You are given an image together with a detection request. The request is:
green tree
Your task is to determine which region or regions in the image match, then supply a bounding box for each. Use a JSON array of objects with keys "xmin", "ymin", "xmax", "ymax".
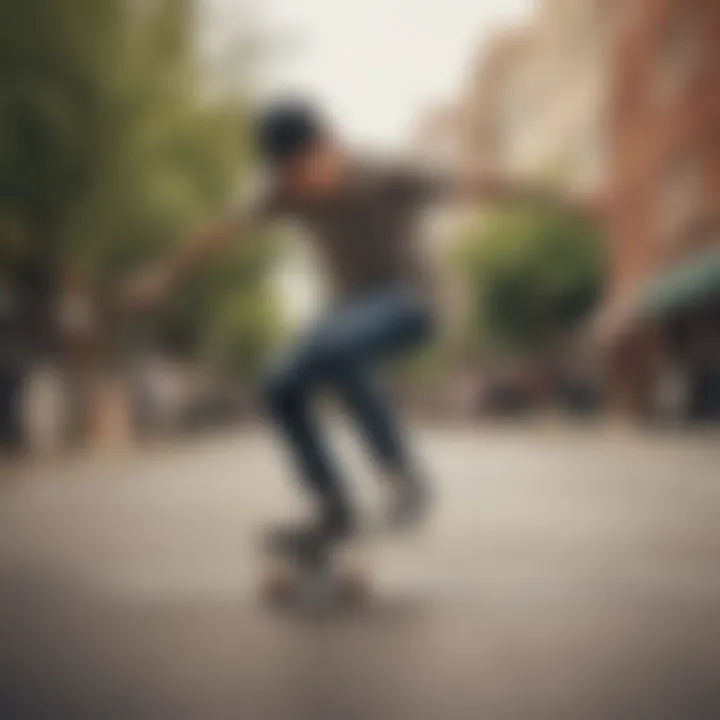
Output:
[
  {"xmin": 1, "ymin": 0, "xmax": 277, "ymax": 357},
  {"xmin": 0, "ymin": 0, "xmax": 279, "ymax": 444},
  {"xmin": 457, "ymin": 208, "xmax": 605, "ymax": 355}
]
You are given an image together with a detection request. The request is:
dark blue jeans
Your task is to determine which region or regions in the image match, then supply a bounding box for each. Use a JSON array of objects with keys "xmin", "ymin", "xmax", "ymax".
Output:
[{"xmin": 262, "ymin": 287, "xmax": 433, "ymax": 515}]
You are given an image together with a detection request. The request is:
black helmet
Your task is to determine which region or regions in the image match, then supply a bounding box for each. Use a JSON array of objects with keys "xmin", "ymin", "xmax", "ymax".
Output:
[{"xmin": 255, "ymin": 99, "xmax": 327, "ymax": 167}]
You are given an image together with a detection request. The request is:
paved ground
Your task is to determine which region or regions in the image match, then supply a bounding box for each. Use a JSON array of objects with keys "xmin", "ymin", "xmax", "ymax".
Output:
[{"xmin": 1, "ymin": 425, "xmax": 719, "ymax": 719}]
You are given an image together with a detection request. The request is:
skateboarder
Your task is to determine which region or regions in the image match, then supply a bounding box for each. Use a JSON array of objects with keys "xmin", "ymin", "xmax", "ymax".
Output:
[{"xmin": 122, "ymin": 99, "xmax": 601, "ymax": 555}]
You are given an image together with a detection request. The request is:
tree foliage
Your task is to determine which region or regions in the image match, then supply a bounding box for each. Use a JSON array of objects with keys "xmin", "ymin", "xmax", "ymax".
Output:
[
  {"xmin": 456, "ymin": 208, "xmax": 605, "ymax": 354},
  {"xmin": 0, "ymin": 0, "xmax": 279, "ymax": 375}
]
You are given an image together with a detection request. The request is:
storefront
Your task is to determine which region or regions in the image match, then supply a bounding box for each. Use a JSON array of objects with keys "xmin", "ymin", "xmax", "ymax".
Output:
[
  {"xmin": 639, "ymin": 248, "xmax": 720, "ymax": 423},
  {"xmin": 595, "ymin": 248, "xmax": 720, "ymax": 422}
]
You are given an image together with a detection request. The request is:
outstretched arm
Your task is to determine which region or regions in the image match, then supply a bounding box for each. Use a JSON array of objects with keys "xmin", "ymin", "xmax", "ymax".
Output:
[
  {"xmin": 163, "ymin": 210, "xmax": 254, "ymax": 288},
  {"xmin": 395, "ymin": 159, "xmax": 606, "ymax": 221},
  {"xmin": 456, "ymin": 170, "xmax": 607, "ymax": 221},
  {"xmin": 119, "ymin": 180, "xmax": 271, "ymax": 311}
]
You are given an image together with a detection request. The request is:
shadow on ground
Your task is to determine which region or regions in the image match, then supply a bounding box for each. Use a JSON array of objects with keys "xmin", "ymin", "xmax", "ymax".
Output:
[{"xmin": 1, "ymin": 564, "xmax": 720, "ymax": 720}]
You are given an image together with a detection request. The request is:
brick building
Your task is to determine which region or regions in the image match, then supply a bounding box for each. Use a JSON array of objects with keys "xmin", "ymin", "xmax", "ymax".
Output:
[
  {"xmin": 600, "ymin": 0, "xmax": 720, "ymax": 420},
  {"xmin": 462, "ymin": 0, "xmax": 605, "ymax": 190}
]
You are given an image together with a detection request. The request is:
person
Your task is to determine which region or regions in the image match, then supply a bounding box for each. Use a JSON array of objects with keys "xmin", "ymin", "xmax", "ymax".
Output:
[{"xmin": 121, "ymin": 99, "xmax": 601, "ymax": 554}]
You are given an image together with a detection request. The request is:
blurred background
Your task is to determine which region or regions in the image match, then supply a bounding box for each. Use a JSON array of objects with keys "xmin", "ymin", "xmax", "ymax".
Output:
[
  {"xmin": 1, "ymin": 0, "xmax": 718, "ymax": 455},
  {"xmin": 1, "ymin": 2, "xmax": 720, "ymax": 718}
]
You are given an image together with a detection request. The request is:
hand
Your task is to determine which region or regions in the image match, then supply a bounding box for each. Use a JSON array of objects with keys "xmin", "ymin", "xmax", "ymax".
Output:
[{"xmin": 117, "ymin": 263, "xmax": 174, "ymax": 313}]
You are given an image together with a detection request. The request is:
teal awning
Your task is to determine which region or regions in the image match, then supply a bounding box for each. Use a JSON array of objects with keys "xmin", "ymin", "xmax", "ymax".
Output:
[{"xmin": 639, "ymin": 247, "xmax": 720, "ymax": 319}]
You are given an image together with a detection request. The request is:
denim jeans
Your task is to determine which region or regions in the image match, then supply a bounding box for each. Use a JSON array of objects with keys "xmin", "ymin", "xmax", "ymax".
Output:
[{"xmin": 262, "ymin": 286, "xmax": 433, "ymax": 515}]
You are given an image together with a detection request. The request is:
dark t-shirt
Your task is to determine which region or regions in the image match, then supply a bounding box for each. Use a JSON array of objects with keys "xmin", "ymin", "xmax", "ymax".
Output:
[{"xmin": 241, "ymin": 160, "xmax": 448, "ymax": 303}]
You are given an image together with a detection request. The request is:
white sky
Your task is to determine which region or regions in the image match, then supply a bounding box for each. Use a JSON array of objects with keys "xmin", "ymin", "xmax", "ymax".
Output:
[{"xmin": 207, "ymin": 0, "xmax": 533, "ymax": 151}]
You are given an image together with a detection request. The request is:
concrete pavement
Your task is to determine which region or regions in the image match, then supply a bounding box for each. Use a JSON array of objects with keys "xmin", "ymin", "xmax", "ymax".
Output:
[{"xmin": 1, "ymin": 426, "xmax": 719, "ymax": 719}]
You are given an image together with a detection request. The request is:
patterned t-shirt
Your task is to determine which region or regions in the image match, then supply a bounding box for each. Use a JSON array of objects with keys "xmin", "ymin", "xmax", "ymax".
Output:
[{"xmin": 236, "ymin": 159, "xmax": 449, "ymax": 303}]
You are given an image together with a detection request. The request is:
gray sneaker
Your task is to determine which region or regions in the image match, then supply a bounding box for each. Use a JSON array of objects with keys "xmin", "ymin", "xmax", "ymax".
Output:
[
  {"xmin": 384, "ymin": 471, "xmax": 432, "ymax": 531},
  {"xmin": 264, "ymin": 507, "xmax": 355, "ymax": 566}
]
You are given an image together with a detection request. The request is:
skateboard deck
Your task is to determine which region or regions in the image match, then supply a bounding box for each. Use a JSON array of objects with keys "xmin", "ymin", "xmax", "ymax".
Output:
[
  {"xmin": 257, "ymin": 527, "xmax": 376, "ymax": 609},
  {"xmin": 255, "ymin": 503, "xmax": 429, "ymax": 610}
]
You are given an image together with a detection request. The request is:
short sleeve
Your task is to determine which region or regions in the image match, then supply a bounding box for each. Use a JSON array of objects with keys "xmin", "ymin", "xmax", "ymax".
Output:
[{"xmin": 382, "ymin": 159, "xmax": 453, "ymax": 205}]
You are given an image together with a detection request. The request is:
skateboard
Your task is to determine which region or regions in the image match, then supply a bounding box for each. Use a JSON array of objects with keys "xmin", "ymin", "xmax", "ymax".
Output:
[
  {"xmin": 257, "ymin": 526, "xmax": 375, "ymax": 610},
  {"xmin": 256, "ymin": 488, "xmax": 430, "ymax": 610}
]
